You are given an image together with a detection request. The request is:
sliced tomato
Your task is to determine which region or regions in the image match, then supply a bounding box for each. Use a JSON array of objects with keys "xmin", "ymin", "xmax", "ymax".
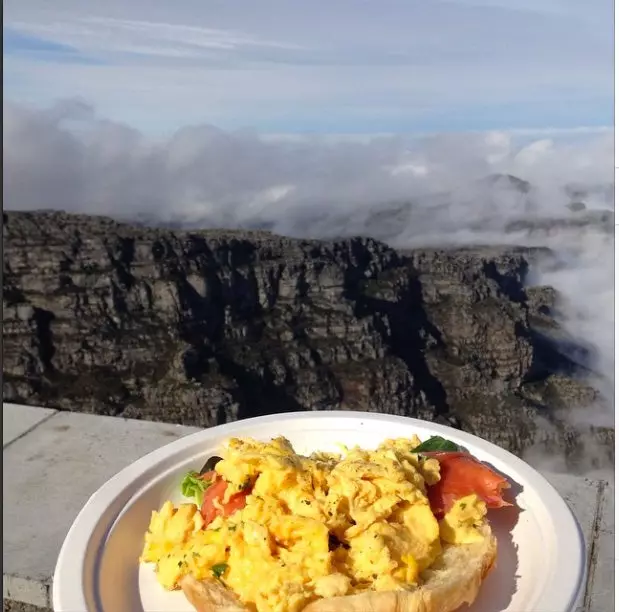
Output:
[
  {"xmin": 222, "ymin": 490, "xmax": 251, "ymax": 514},
  {"xmin": 200, "ymin": 474, "xmax": 251, "ymax": 525},
  {"xmin": 424, "ymin": 451, "xmax": 512, "ymax": 517},
  {"xmin": 200, "ymin": 477, "xmax": 228, "ymax": 524}
]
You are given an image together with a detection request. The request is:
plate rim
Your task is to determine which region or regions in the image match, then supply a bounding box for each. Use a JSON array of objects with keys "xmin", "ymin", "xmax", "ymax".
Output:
[{"xmin": 52, "ymin": 411, "xmax": 587, "ymax": 612}]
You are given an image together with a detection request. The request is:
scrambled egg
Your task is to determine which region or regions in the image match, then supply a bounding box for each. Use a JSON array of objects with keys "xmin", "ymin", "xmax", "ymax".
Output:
[
  {"xmin": 439, "ymin": 493, "xmax": 488, "ymax": 544},
  {"xmin": 140, "ymin": 435, "xmax": 487, "ymax": 612}
]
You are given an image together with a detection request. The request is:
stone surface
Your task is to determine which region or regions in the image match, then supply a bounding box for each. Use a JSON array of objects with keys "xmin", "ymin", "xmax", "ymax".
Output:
[
  {"xmin": 548, "ymin": 474, "xmax": 615, "ymax": 612},
  {"xmin": 2, "ymin": 404, "xmax": 57, "ymax": 447},
  {"xmin": 2, "ymin": 406, "xmax": 201, "ymax": 607},
  {"xmin": 578, "ymin": 476, "xmax": 615, "ymax": 612},
  {"xmin": 3, "ymin": 601, "xmax": 51, "ymax": 612},
  {"xmin": 2, "ymin": 211, "xmax": 612, "ymax": 466},
  {"xmin": 2, "ymin": 404, "xmax": 613, "ymax": 611}
]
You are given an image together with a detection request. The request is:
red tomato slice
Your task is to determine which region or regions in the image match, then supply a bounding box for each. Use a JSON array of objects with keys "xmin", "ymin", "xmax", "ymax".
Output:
[
  {"xmin": 423, "ymin": 451, "xmax": 512, "ymax": 517},
  {"xmin": 222, "ymin": 490, "xmax": 251, "ymax": 515},
  {"xmin": 199, "ymin": 474, "xmax": 251, "ymax": 525}
]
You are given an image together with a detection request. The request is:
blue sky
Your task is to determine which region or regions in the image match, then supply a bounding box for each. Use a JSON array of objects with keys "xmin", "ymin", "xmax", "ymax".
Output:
[{"xmin": 3, "ymin": 0, "xmax": 613, "ymax": 136}]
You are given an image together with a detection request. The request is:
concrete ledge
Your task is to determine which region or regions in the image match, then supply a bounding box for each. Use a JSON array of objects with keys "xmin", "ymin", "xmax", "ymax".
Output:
[
  {"xmin": 3, "ymin": 405, "xmax": 57, "ymax": 447},
  {"xmin": 3, "ymin": 403, "xmax": 201, "ymax": 608},
  {"xmin": 2, "ymin": 402, "xmax": 614, "ymax": 611}
]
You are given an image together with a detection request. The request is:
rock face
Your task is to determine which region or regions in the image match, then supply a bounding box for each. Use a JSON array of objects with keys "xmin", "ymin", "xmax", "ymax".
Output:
[{"xmin": 2, "ymin": 211, "xmax": 611, "ymax": 465}]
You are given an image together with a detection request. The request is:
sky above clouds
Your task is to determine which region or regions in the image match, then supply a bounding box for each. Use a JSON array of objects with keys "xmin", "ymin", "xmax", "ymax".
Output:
[{"xmin": 3, "ymin": 0, "xmax": 613, "ymax": 135}]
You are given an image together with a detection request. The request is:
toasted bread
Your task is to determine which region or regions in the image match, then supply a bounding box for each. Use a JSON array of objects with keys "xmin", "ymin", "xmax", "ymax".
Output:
[
  {"xmin": 179, "ymin": 523, "xmax": 497, "ymax": 612},
  {"xmin": 180, "ymin": 573, "xmax": 248, "ymax": 612}
]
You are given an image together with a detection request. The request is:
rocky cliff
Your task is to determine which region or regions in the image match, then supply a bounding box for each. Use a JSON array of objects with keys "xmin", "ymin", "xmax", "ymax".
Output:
[{"xmin": 2, "ymin": 211, "xmax": 611, "ymax": 465}]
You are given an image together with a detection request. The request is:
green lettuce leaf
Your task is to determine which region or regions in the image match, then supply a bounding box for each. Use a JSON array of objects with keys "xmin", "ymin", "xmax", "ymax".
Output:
[
  {"xmin": 180, "ymin": 471, "xmax": 212, "ymax": 506},
  {"xmin": 412, "ymin": 436, "xmax": 460, "ymax": 453}
]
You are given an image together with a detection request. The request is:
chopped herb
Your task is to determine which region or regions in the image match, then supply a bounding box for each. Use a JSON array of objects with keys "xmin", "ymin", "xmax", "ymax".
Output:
[
  {"xmin": 212, "ymin": 563, "xmax": 228, "ymax": 579},
  {"xmin": 460, "ymin": 502, "xmax": 467, "ymax": 510},
  {"xmin": 412, "ymin": 436, "xmax": 459, "ymax": 453},
  {"xmin": 177, "ymin": 561, "xmax": 183, "ymax": 568},
  {"xmin": 228, "ymin": 525, "xmax": 237, "ymax": 532},
  {"xmin": 180, "ymin": 471, "xmax": 212, "ymax": 506}
]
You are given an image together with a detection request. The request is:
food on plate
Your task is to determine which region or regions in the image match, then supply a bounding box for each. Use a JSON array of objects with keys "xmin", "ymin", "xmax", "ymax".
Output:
[
  {"xmin": 140, "ymin": 433, "xmax": 513, "ymax": 612},
  {"xmin": 423, "ymin": 451, "xmax": 512, "ymax": 518}
]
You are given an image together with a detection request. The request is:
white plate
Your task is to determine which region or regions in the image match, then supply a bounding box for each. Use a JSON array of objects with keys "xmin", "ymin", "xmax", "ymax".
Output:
[{"xmin": 53, "ymin": 411, "xmax": 586, "ymax": 612}]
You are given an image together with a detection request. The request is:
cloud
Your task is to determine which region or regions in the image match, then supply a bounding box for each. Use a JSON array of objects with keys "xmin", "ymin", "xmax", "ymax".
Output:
[
  {"xmin": 3, "ymin": 0, "xmax": 612, "ymax": 133},
  {"xmin": 7, "ymin": 18, "xmax": 305, "ymax": 61},
  {"xmin": 3, "ymin": 99, "xmax": 613, "ymax": 222}
]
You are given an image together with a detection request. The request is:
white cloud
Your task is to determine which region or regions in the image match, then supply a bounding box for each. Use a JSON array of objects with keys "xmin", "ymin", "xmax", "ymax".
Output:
[
  {"xmin": 9, "ymin": 16, "xmax": 305, "ymax": 59},
  {"xmin": 4, "ymin": 100, "xmax": 612, "ymax": 223},
  {"xmin": 390, "ymin": 161, "xmax": 429, "ymax": 177}
]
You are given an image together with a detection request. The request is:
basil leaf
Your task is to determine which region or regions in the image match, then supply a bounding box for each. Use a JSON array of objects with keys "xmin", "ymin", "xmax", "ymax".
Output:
[
  {"xmin": 412, "ymin": 436, "xmax": 460, "ymax": 453},
  {"xmin": 180, "ymin": 471, "xmax": 211, "ymax": 506},
  {"xmin": 212, "ymin": 563, "xmax": 228, "ymax": 579}
]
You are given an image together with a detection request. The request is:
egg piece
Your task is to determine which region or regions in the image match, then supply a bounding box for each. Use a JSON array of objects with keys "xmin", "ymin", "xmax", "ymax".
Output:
[
  {"xmin": 439, "ymin": 494, "xmax": 488, "ymax": 544},
  {"xmin": 313, "ymin": 573, "xmax": 351, "ymax": 598},
  {"xmin": 376, "ymin": 437, "xmax": 442, "ymax": 487},
  {"xmin": 345, "ymin": 513, "xmax": 434, "ymax": 587},
  {"xmin": 140, "ymin": 502, "xmax": 204, "ymax": 564},
  {"xmin": 346, "ymin": 524, "xmax": 398, "ymax": 582},
  {"xmin": 216, "ymin": 436, "xmax": 301, "ymax": 496},
  {"xmin": 391, "ymin": 502, "xmax": 442, "ymax": 571}
]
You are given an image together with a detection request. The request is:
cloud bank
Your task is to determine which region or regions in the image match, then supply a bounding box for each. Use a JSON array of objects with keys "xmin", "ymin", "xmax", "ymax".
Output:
[
  {"xmin": 3, "ymin": 100, "xmax": 612, "ymax": 226},
  {"xmin": 3, "ymin": 100, "xmax": 615, "ymax": 435}
]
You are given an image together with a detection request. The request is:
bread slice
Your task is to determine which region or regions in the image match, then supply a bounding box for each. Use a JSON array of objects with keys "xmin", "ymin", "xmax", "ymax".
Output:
[
  {"xmin": 180, "ymin": 574, "xmax": 247, "ymax": 612},
  {"xmin": 179, "ymin": 523, "xmax": 497, "ymax": 612}
]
